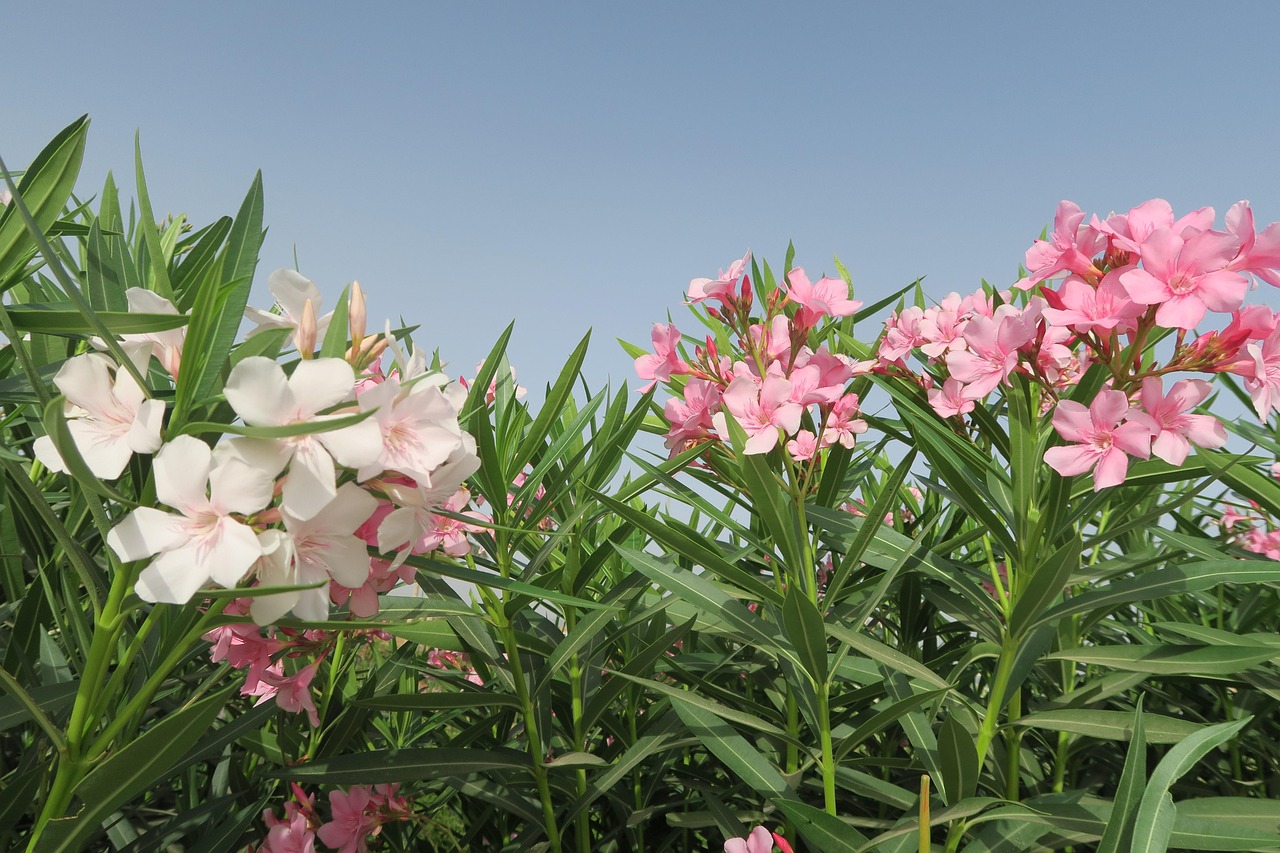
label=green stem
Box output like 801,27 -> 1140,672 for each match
502,621 -> 561,853
817,686 -> 837,815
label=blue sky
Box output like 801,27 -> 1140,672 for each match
5,2 -> 1280,396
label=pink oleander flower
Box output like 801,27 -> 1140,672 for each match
260,796 -> 318,853
1044,389 -> 1153,490
113,287 -> 186,378
712,375 -> 803,455
223,357 -> 382,521
687,250 -> 751,304
108,435 -> 273,603
416,488 -> 488,556
946,313 -> 1033,400
822,393 -> 868,449
330,557 -> 415,618
205,605 -> 283,693
784,267 -> 861,327
1120,227 -> 1249,329
244,269 -> 335,352
33,346 -> 165,480
267,662 -> 321,727
1093,198 -> 1214,257
1040,270 -> 1144,335
635,323 -> 691,393
1225,200 -> 1280,288
663,377 -> 721,453
1017,200 -> 1106,289
1129,377 -> 1227,465
1234,323 -> 1280,420
318,787 -> 378,853
786,429 -> 818,462
724,826 -> 790,853
918,293 -> 969,358
879,306 -> 926,362
928,377 -> 974,418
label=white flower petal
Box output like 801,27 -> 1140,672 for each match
225,357 -> 295,426
154,436 -> 214,515
376,506 -> 419,553
53,353 -> 117,416
303,482 -> 377,535
67,419 -> 132,480
267,269 -> 322,319
213,436 -> 291,479
33,435 -> 68,474
208,457 -> 275,516
135,546 -> 212,604
203,517 -> 265,588
316,417 -> 383,469
126,399 -> 166,454
281,439 -> 337,521
317,534 -> 373,588
292,586 -> 331,623
108,507 -> 187,562
288,358 -> 356,415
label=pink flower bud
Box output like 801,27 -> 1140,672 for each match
295,297 -> 318,358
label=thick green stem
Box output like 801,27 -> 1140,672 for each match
502,622 -> 561,853
817,687 -> 837,815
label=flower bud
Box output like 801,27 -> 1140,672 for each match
348,280 -> 366,353
295,297 -> 318,358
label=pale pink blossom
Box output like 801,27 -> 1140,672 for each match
918,294 -> 969,358
267,663 -> 321,727
317,786 -> 378,853
1234,324 -> 1280,419
1043,390 -> 1153,490
946,313 -> 1033,400
879,306 -> 926,362
784,267 -> 861,327
416,488 -> 487,556
1225,200 -> 1280,288
33,347 -> 164,480
928,377 -> 974,418
687,251 -> 751,304
1092,199 -> 1214,257
1041,271 -> 1144,335
724,826 -> 776,853
712,375 -> 802,455
822,393 -> 868,449
786,430 -> 818,462
114,288 -> 186,378
635,323 -> 690,393
1129,378 -> 1226,465
663,378 -> 721,453
108,436 -> 273,603
260,798 -> 317,853
1120,227 -> 1249,329
1017,200 -> 1106,289
223,357 -> 382,520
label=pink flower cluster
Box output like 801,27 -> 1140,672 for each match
1221,493 -> 1280,559
879,199 -> 1280,489
638,252 -> 870,463
724,825 -> 793,853
251,783 -> 411,853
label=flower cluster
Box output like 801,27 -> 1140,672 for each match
637,251 -> 871,465
878,199 -> 1280,489
36,272 -> 488,622
252,783 -> 413,853
723,826 -> 792,853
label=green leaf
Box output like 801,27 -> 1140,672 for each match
1176,798 -> 1280,831
0,679 -> 76,732
1132,717 -> 1252,853
39,688 -> 233,853
352,692 -> 521,711
133,135 -> 175,301
176,408 -> 375,440
0,116 -> 89,284
277,747 -> 529,784
938,713 -> 979,806
319,283 -> 351,358
5,307 -> 185,336
1012,708 -> 1202,744
1047,645 -> 1277,676
669,695 -> 793,797
771,798 -> 869,851
1008,533 -> 1080,638
783,583 -> 828,684
1033,560 -> 1280,631
613,545 -> 791,664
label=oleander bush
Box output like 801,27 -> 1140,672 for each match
5,116 -> 1280,853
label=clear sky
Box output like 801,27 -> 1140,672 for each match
5,2 -> 1280,396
